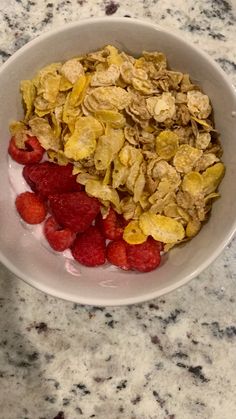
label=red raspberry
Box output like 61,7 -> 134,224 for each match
22,164 -> 38,192
126,237 -> 161,272
15,192 -> 47,224
22,161 -> 49,191
44,216 -> 76,251
71,226 -> 106,267
8,136 -> 44,165
98,207 -> 128,240
106,239 -> 131,271
48,192 -> 100,233
23,162 -> 82,198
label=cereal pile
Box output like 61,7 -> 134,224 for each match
10,45 -> 225,251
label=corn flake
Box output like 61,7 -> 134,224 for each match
106,45 -> 124,66
132,78 -> 154,95
95,109 -> 126,128
62,93 -> 81,130
85,179 -> 120,210
133,169 -> 146,203
147,92 -> 176,123
156,130 -> 179,160
69,75 -> 87,106
195,132 -> 211,150
119,144 -> 143,167
202,162 -> 225,194
64,116 -> 103,160
48,150 -> 69,165
186,219 -> 201,238
173,144 -> 202,173
142,51 -> 167,70
94,128 -> 124,170
42,73 -> 61,103
123,220 -> 147,244
182,172 -> 203,196
20,80 -> 36,120
194,153 -> 219,172
120,196 -> 139,220
76,172 -> 99,185
9,120 -> 29,149
60,58 -> 85,84
59,75 -> 73,91
86,86 -> 131,111
76,116 -> 103,137
139,212 -> 185,243
191,116 -> 215,131
64,127 -> 96,160
28,116 -> 59,150
126,161 -> 140,192
111,157 -> 128,188
120,61 -> 134,84
164,203 -> 180,218
187,90 -> 211,119
91,64 -> 120,87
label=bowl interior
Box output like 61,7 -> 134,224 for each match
0,18 -> 236,305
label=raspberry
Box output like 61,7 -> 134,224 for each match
71,226 -> 106,267
15,192 -> 47,224
99,207 -> 128,240
44,216 -> 76,251
8,136 -> 44,165
48,192 -> 100,233
106,239 -> 131,270
126,237 -> 162,272
22,161 -> 49,191
22,164 -> 38,192
23,162 -> 82,198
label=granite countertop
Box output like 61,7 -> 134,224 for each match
0,1 -> 236,418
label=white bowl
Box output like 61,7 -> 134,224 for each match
0,18 -> 236,306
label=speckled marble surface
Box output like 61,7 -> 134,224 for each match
0,1 -> 236,419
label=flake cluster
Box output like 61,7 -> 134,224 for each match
10,45 -> 225,250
